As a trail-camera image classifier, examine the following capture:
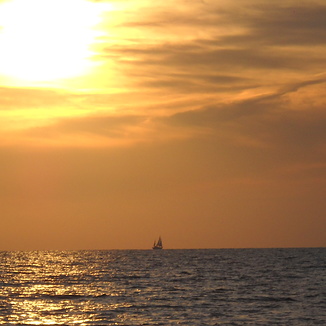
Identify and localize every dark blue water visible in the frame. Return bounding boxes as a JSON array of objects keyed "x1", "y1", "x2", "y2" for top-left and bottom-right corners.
[{"x1": 0, "y1": 248, "x2": 325, "y2": 325}]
